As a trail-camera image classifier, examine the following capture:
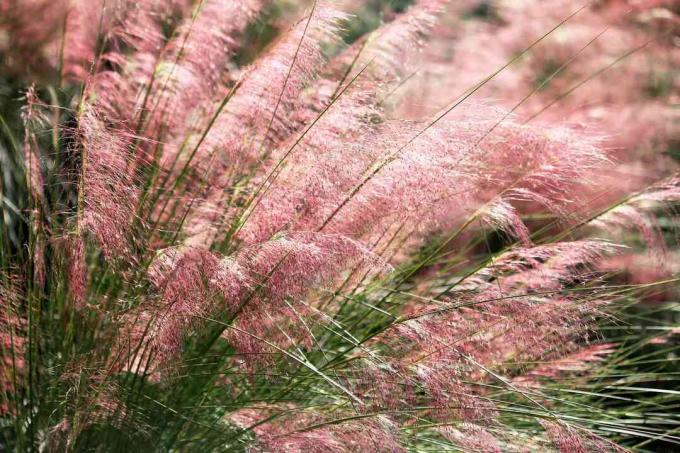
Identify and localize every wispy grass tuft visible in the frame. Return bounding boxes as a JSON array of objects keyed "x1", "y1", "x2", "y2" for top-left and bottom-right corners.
[{"x1": 0, "y1": 0, "x2": 678, "y2": 451}]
